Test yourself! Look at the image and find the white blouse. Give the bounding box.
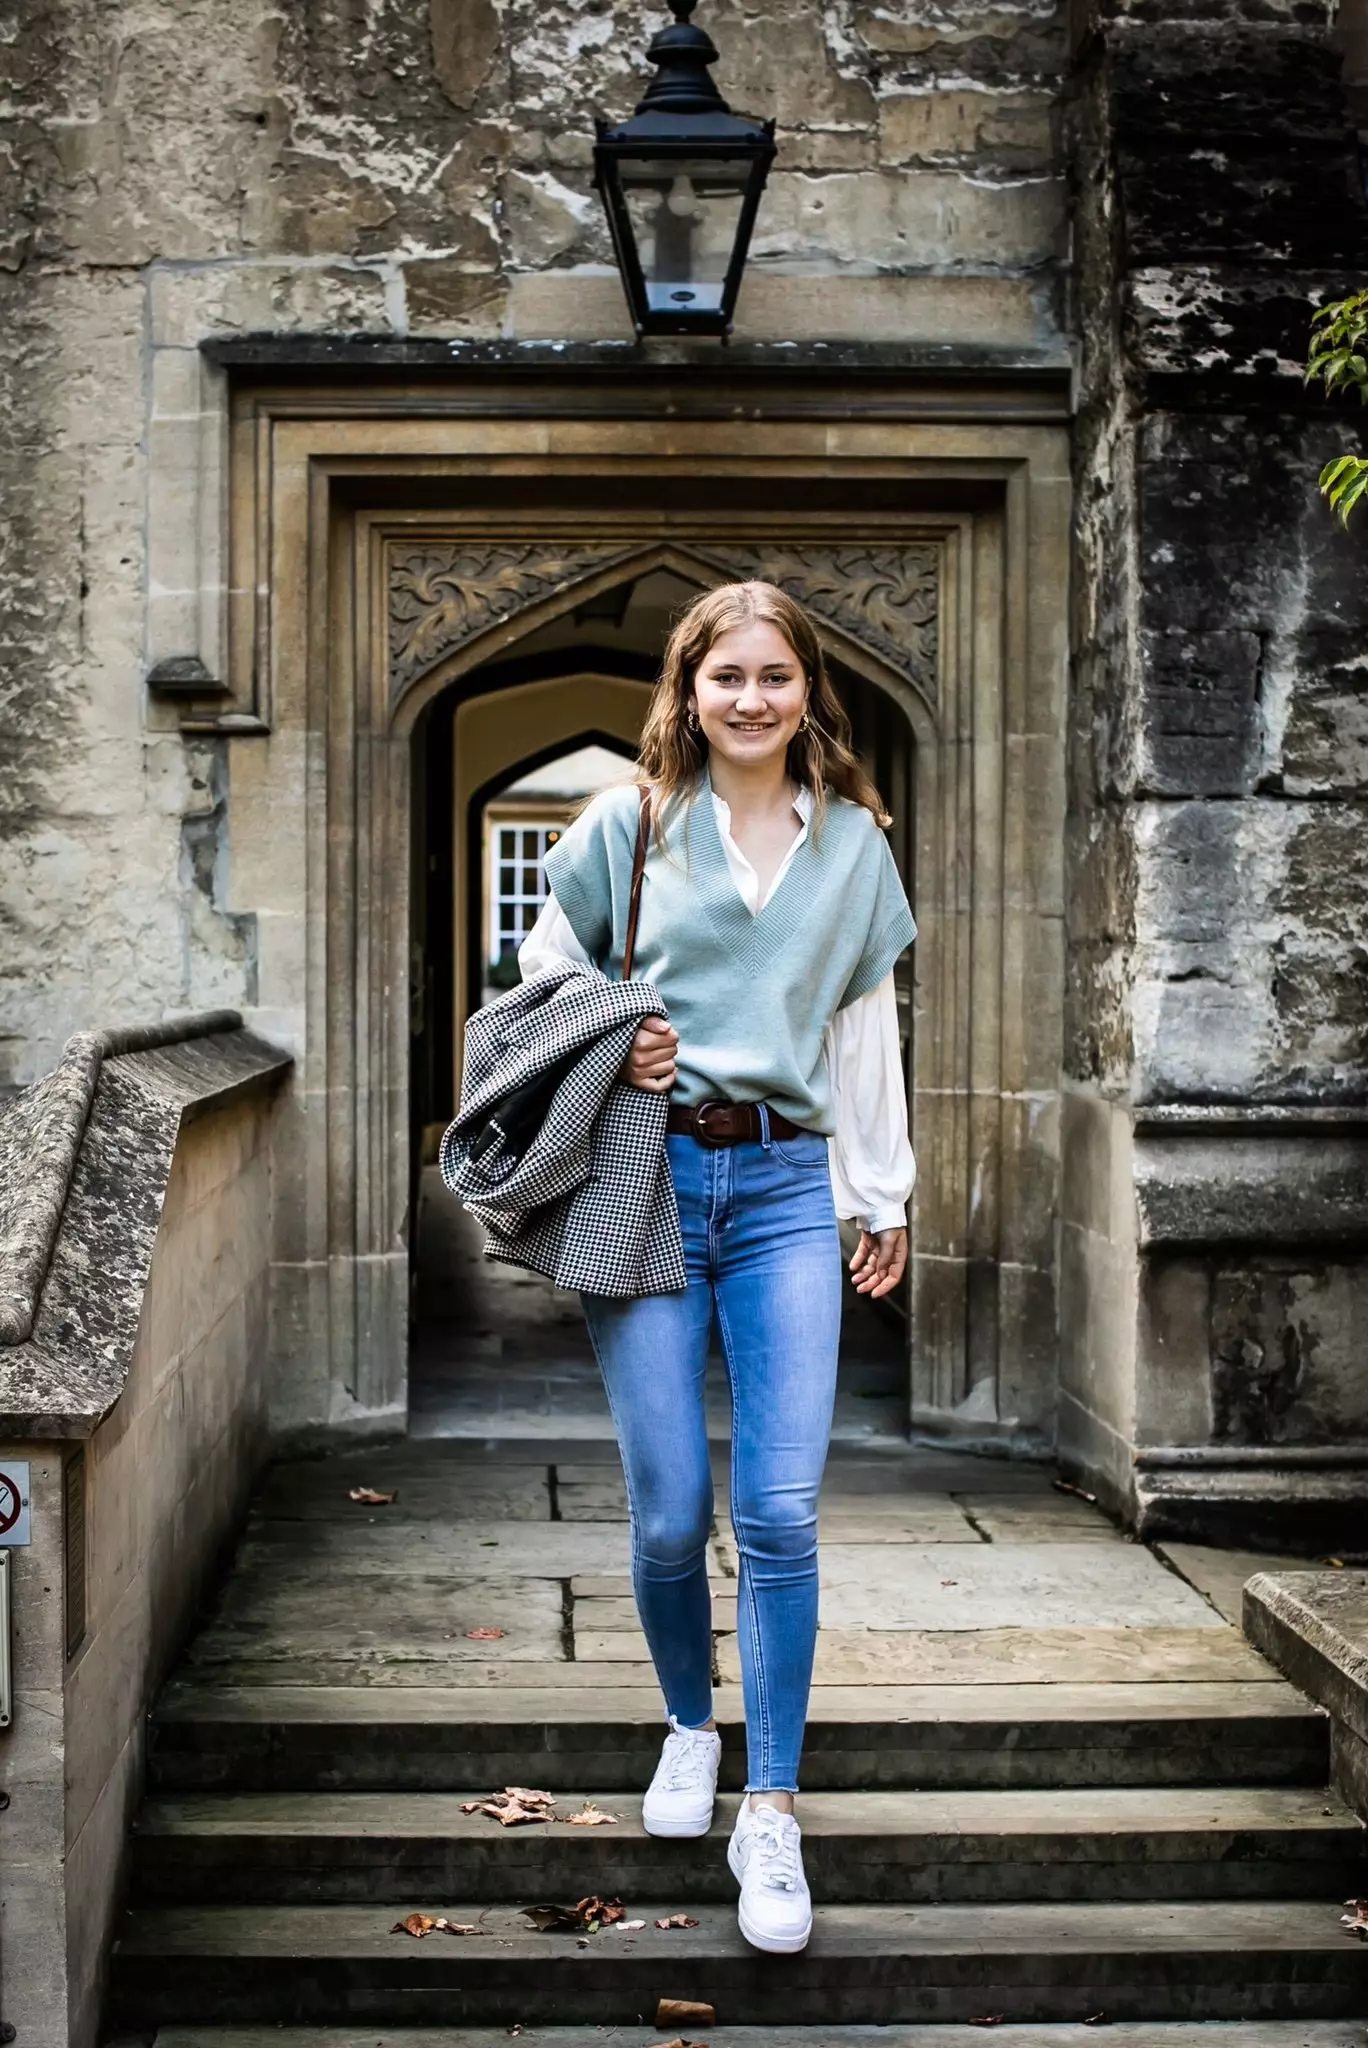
[518,785,916,1235]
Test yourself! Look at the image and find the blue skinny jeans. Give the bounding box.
[581,1121,842,1793]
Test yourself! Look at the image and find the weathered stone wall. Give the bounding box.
[1061,0,1368,1537]
[0,1033,285,2048]
[0,0,1068,1087]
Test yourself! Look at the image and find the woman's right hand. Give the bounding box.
[623,1015,678,1092]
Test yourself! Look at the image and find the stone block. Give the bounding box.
[751,166,1066,272]
[148,264,394,349]
[853,6,1067,78]
[879,88,1055,165]
[1136,630,1263,795]
[403,262,507,335]
[430,0,502,109]
[1136,1258,1215,1446]
[507,267,1059,346]
[1210,1257,1368,1443]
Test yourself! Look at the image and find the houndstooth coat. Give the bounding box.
[439,965,687,1297]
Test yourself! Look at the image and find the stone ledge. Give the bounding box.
[1245,1571,1368,1741]
[0,1012,244,1347]
[202,334,1076,385]
[1244,1570,1368,1816]
[1136,1466,1368,1555]
[0,1025,291,1439]
[1134,1125,1368,1249]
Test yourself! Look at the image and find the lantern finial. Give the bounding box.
[636,0,728,116]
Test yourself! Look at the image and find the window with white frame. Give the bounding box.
[490,821,563,965]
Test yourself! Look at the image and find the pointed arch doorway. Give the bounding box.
[217,367,1069,1451]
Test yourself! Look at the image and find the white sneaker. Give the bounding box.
[727,1798,813,1954]
[641,1715,722,1838]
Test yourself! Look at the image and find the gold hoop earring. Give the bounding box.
[799,712,812,734]
[686,707,700,733]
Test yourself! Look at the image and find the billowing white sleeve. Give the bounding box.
[517,889,604,981]
[825,973,916,1235]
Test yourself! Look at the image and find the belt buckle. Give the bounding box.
[693,1099,729,1149]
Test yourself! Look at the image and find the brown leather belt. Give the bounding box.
[666,1099,806,1147]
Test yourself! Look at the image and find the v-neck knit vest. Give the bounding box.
[543,773,917,1133]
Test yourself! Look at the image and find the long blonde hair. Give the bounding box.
[636,580,891,839]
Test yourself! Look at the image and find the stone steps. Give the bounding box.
[106,1898,1368,2028]
[106,2029,1368,2048]
[129,1784,1367,1907]
[147,1680,1328,1792]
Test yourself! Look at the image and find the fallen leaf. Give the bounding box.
[1326,1556,1347,1568]
[465,1626,506,1640]
[1084,2018,1107,2028]
[1343,1898,1368,1939]
[464,1788,555,1827]
[969,2020,1005,2029]
[1052,1477,1097,1504]
[390,1913,483,1938]
[392,1912,436,1937]
[565,1800,618,1827]
[521,1895,626,1933]
[655,1913,700,1929]
[488,1797,552,1827]
[350,1486,397,1505]
[657,2001,716,2028]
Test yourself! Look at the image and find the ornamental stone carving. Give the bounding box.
[388,543,642,700]
[687,543,939,704]
[388,539,939,703]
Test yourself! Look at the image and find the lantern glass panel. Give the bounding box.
[617,154,753,320]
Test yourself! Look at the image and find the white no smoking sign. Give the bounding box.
[0,1462,31,1546]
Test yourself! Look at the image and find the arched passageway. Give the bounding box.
[406,564,921,1433]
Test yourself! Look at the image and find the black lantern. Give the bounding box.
[593,1,776,340]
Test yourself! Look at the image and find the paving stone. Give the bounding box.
[720,1628,1277,1687]
[253,1464,553,1522]
[815,1544,1229,1630]
[1157,1543,1313,1626]
[236,1522,630,1578]
[186,1575,567,1666]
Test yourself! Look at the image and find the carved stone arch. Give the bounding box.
[386,537,941,743]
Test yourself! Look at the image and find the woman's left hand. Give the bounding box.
[848,1227,907,1299]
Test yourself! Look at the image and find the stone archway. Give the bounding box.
[213,369,1069,1452]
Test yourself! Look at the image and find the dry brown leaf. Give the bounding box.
[465,1626,506,1640]
[390,1913,482,1938]
[657,2001,716,2028]
[465,1786,556,1828]
[392,1912,436,1937]
[565,1801,618,1827]
[521,1895,626,1933]
[350,1486,397,1505]
[491,1798,552,1827]
[654,1913,700,1929]
[1051,1478,1097,1504]
[1343,1898,1368,1938]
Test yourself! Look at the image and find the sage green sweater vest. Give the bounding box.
[543,774,917,1133]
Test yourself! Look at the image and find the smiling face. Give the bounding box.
[688,619,808,774]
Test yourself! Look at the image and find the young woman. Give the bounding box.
[520,580,916,1954]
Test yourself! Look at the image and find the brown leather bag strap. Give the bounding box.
[621,783,651,981]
